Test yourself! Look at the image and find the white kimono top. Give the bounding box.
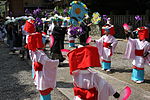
[72,68,116,100]
[30,50,59,90]
[95,34,118,61]
[47,22,55,35]
[124,38,150,68]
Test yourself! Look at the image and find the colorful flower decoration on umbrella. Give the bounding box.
[34,17,43,27]
[45,13,49,18]
[69,26,84,36]
[63,8,69,15]
[102,15,108,22]
[91,12,101,24]
[34,17,43,32]
[54,10,58,14]
[68,1,88,26]
[33,8,42,17]
[9,11,13,17]
[25,9,31,15]
[135,15,142,21]
[135,15,142,24]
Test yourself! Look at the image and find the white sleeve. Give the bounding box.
[111,37,118,47]
[47,23,54,35]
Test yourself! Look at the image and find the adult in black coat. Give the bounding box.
[79,19,91,46]
[50,20,66,63]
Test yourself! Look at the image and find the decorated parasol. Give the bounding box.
[123,23,130,30]
[135,15,142,24]
[69,26,84,37]
[61,49,70,56]
[68,1,88,26]
[49,35,55,48]
[86,36,92,44]
[118,86,132,100]
[91,12,101,24]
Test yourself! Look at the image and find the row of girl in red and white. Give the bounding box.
[23,18,149,100]
[23,19,59,100]
[94,23,150,84]
[23,19,121,100]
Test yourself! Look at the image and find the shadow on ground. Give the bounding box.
[111,68,132,73]
[62,63,69,67]
[114,52,123,54]
[56,81,74,88]
[144,79,150,84]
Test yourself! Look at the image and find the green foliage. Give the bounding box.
[54,6,64,14]
[0,1,5,17]
[0,5,5,16]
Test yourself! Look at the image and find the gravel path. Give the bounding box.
[0,42,69,100]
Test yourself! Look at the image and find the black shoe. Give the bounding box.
[113,92,120,98]
[58,64,63,67]
[59,57,66,62]
[9,50,15,55]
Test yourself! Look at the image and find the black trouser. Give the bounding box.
[19,35,30,59]
[50,39,65,62]
[79,33,89,46]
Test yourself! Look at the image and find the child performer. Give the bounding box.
[94,24,118,72]
[67,45,120,100]
[67,25,76,47]
[24,19,59,100]
[124,26,150,84]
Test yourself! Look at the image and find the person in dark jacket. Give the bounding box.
[5,22,14,53]
[50,19,66,66]
[79,19,91,46]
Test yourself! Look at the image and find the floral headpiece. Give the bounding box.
[69,26,84,36]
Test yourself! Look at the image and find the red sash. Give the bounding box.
[132,66,144,70]
[103,42,111,48]
[69,40,75,43]
[102,59,111,63]
[135,49,144,56]
[39,88,53,95]
[34,62,43,71]
[73,87,98,100]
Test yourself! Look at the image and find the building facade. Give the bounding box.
[7,0,69,17]
[6,0,150,17]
